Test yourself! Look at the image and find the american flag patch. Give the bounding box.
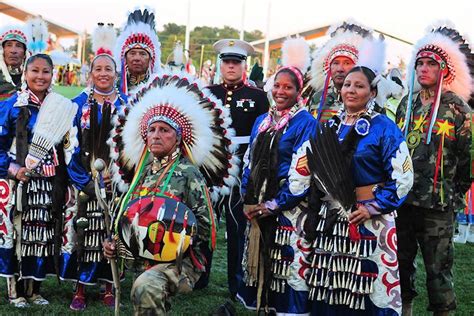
[42,164,56,177]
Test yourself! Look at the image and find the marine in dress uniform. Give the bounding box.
[204,39,269,297]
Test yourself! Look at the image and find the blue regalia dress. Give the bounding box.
[308,113,413,316]
[237,107,316,315]
[0,92,71,281]
[60,90,127,285]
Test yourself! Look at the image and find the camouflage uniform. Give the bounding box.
[308,87,342,123]
[116,156,213,315]
[0,70,21,102]
[395,91,472,312]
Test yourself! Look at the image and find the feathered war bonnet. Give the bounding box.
[0,23,28,85]
[119,71,240,200]
[402,21,474,143]
[308,20,372,120]
[92,22,117,67]
[115,8,162,94]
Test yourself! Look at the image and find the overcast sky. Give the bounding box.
[2,0,472,42]
[1,0,472,69]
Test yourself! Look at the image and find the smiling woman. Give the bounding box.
[0,51,78,309]
[24,54,53,100]
[59,23,128,312]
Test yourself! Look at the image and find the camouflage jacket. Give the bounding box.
[0,71,20,102]
[308,87,342,123]
[396,91,472,211]
[118,155,214,271]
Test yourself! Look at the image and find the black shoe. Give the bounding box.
[210,300,236,316]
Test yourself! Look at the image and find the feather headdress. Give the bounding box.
[115,7,162,94]
[92,23,117,58]
[309,20,372,92]
[407,21,473,102]
[109,70,239,198]
[0,24,28,85]
[25,16,49,55]
[403,21,473,142]
[356,35,392,106]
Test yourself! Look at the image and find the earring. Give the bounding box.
[366,98,376,115]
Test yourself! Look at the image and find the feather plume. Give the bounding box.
[25,16,49,54]
[28,93,77,165]
[92,23,116,56]
[173,41,184,65]
[357,35,386,76]
[281,36,311,73]
[306,125,356,212]
[129,212,141,257]
[309,19,372,92]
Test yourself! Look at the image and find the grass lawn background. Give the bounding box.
[0,86,471,315]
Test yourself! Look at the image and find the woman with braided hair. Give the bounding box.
[61,23,128,311]
[238,45,317,312]
[0,53,77,308]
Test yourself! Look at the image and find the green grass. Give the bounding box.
[0,86,470,315]
[53,85,85,99]
[0,226,473,315]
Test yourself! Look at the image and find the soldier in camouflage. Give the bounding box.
[0,24,28,102]
[106,145,212,315]
[395,23,473,316]
[103,70,236,315]
[103,120,213,315]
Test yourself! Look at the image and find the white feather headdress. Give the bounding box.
[114,8,161,75]
[309,20,372,92]
[263,36,310,97]
[109,70,239,198]
[407,21,473,102]
[25,16,49,55]
[0,24,28,85]
[281,36,311,73]
[92,23,117,57]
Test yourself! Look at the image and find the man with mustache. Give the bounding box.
[0,24,28,102]
[204,39,269,300]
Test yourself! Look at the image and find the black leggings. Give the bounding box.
[16,279,42,297]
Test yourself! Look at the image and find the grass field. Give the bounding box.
[0,86,472,315]
[0,225,473,315]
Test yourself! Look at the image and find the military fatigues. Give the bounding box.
[0,71,21,102]
[395,91,472,312]
[308,87,342,123]
[206,81,269,295]
[116,156,212,315]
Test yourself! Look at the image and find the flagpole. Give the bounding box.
[185,0,191,52]
[240,0,245,40]
[263,0,271,79]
